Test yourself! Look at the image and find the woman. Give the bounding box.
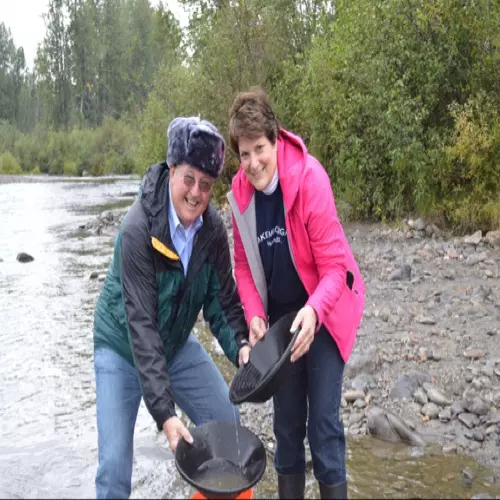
[227,88,365,499]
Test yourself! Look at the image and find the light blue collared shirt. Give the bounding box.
[168,185,203,275]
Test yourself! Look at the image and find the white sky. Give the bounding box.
[0,0,189,69]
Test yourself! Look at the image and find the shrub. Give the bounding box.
[0,152,22,174]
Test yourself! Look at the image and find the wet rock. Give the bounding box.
[16,252,34,263]
[462,466,475,483]
[366,406,427,446]
[89,271,100,279]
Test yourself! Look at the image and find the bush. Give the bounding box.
[438,92,500,231]
[0,152,22,174]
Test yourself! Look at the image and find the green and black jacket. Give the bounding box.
[93,162,248,428]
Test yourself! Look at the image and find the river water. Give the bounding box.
[0,176,499,499]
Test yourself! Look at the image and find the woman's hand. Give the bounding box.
[249,316,267,346]
[238,345,251,365]
[290,305,318,362]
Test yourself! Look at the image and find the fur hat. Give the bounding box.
[166,117,225,179]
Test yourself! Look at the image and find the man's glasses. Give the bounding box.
[183,174,213,193]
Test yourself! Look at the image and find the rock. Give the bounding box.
[442,443,457,454]
[388,265,412,281]
[463,393,490,416]
[485,425,498,436]
[484,230,500,246]
[408,218,426,231]
[345,350,380,378]
[353,398,367,409]
[16,252,34,263]
[421,402,440,419]
[211,338,224,356]
[350,373,376,392]
[89,271,100,279]
[450,401,465,417]
[413,388,428,405]
[439,407,452,422]
[366,406,427,446]
[390,372,431,400]
[458,413,480,429]
[472,430,485,442]
[463,349,485,360]
[344,389,366,402]
[464,231,483,245]
[415,315,436,325]
[462,467,475,482]
[466,252,488,266]
[423,384,453,406]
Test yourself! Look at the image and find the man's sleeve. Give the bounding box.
[120,219,177,427]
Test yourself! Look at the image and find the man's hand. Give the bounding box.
[163,416,193,453]
[249,316,267,346]
[290,305,318,362]
[238,345,251,366]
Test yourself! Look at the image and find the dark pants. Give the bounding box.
[272,326,346,486]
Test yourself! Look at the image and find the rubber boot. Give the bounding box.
[277,472,306,499]
[319,481,348,499]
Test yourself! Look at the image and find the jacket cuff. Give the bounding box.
[154,403,177,430]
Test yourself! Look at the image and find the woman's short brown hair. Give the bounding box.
[228,86,280,156]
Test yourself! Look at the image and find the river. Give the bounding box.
[0,176,499,499]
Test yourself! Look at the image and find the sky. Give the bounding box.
[0,0,189,69]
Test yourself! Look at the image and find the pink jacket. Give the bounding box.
[227,129,365,362]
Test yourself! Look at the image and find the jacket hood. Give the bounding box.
[139,162,170,218]
[230,129,308,214]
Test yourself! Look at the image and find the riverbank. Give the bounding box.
[85,202,500,485]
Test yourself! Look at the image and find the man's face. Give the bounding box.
[169,163,214,227]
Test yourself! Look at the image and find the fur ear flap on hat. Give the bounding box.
[166,117,225,178]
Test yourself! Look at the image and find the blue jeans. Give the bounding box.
[273,326,346,486]
[94,333,239,499]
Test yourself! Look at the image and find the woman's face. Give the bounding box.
[238,135,277,191]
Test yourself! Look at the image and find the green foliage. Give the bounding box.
[438,92,500,231]
[0,152,22,174]
[1,0,499,231]
[297,0,500,229]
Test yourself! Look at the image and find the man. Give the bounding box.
[93,117,251,499]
